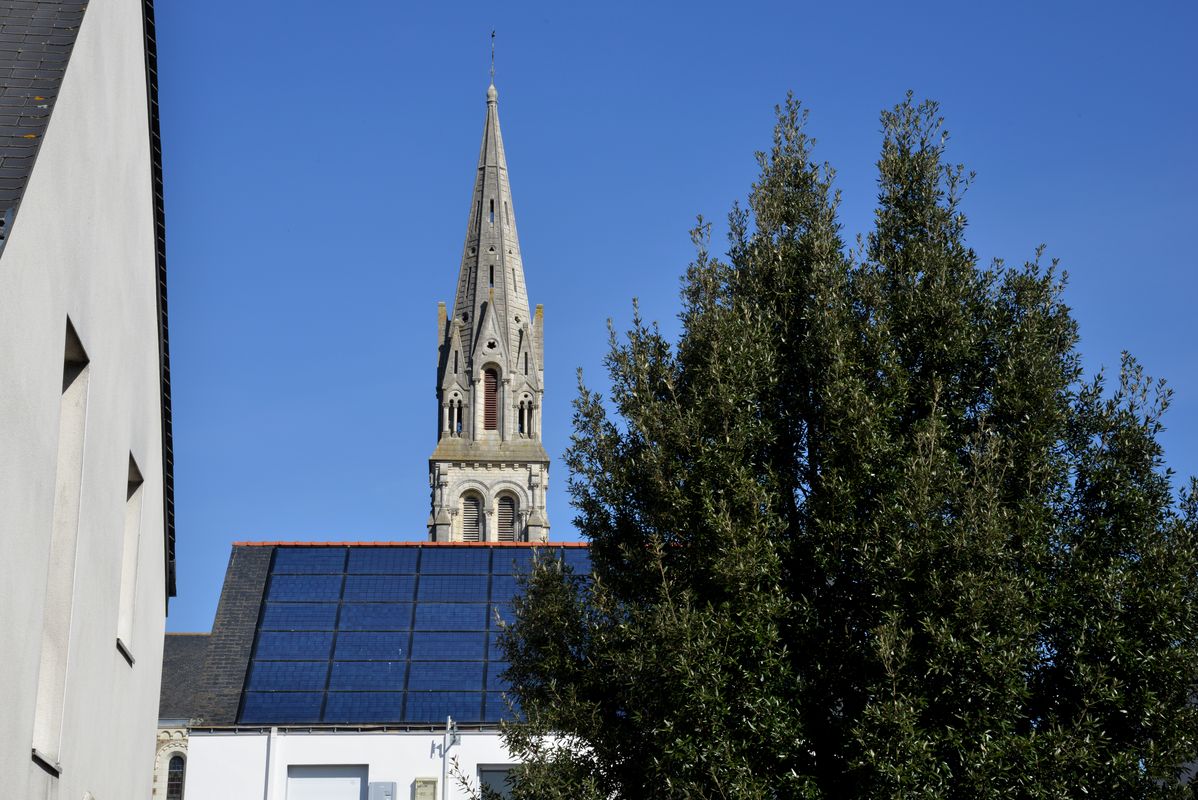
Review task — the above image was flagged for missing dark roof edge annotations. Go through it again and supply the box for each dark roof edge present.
[141,0,176,603]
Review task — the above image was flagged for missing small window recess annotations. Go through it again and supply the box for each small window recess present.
[489,199,495,225]
[32,318,91,775]
[116,456,145,667]
[489,266,494,287]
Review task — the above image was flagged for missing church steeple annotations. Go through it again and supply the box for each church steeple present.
[450,81,532,370]
[429,81,549,543]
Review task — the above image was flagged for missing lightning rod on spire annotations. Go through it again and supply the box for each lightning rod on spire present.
[490,30,496,84]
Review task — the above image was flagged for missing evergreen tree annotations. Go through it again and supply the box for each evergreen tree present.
[496,94,1198,799]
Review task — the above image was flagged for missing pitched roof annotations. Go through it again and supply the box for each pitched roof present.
[188,542,590,728]
[159,633,210,719]
[0,0,87,253]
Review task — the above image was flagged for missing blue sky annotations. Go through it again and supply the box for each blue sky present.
[159,0,1198,632]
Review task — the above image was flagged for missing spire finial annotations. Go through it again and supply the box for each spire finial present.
[490,30,496,85]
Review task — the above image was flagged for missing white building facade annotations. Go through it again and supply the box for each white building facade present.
[0,0,175,797]
[187,728,518,800]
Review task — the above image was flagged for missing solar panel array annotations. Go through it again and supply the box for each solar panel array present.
[238,545,590,725]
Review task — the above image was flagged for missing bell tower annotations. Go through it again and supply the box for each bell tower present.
[428,80,550,542]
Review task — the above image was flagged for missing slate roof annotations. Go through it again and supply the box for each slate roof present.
[184,542,590,729]
[159,633,210,719]
[0,0,175,597]
[0,0,86,251]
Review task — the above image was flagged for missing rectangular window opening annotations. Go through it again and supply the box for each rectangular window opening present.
[32,318,91,774]
[489,265,494,287]
[116,455,145,665]
[489,199,494,225]
[483,369,498,431]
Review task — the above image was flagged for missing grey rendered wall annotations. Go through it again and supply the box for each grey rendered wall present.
[0,0,168,796]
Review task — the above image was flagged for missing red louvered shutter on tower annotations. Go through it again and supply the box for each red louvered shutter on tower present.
[484,369,498,430]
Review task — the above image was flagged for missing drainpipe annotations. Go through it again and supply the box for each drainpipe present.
[264,726,278,800]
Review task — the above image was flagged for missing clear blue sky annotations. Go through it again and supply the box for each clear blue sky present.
[159,0,1198,632]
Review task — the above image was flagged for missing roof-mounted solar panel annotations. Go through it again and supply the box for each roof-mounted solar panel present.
[238,543,589,725]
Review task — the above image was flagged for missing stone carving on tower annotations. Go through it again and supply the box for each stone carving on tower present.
[429,80,549,543]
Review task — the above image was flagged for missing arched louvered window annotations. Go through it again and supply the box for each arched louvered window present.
[497,496,517,541]
[166,755,186,800]
[483,369,498,430]
[461,495,482,542]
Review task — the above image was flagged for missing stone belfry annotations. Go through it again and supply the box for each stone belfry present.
[429,80,550,542]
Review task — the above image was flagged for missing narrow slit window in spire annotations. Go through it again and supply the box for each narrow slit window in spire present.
[484,369,498,430]
[489,199,494,225]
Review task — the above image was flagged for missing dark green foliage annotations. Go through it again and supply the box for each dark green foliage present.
[496,94,1198,799]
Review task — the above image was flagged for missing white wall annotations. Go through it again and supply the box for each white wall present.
[187,730,517,800]
[0,0,167,796]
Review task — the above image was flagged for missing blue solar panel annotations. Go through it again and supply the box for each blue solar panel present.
[343,575,416,602]
[419,548,492,574]
[485,662,510,691]
[241,692,324,723]
[411,631,486,661]
[488,574,523,604]
[254,631,334,660]
[239,544,591,725]
[407,661,485,691]
[414,603,488,631]
[268,575,343,602]
[347,548,420,574]
[493,548,536,574]
[247,660,329,692]
[484,692,519,722]
[489,603,516,627]
[334,632,408,661]
[487,632,505,661]
[272,547,346,573]
[404,691,484,723]
[562,548,592,574]
[417,575,490,602]
[324,692,405,723]
[329,661,405,691]
[260,603,339,631]
[339,603,412,631]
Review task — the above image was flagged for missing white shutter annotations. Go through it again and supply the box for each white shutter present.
[497,497,516,541]
[462,496,481,542]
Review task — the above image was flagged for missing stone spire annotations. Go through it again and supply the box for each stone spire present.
[429,81,549,543]
[450,80,531,366]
